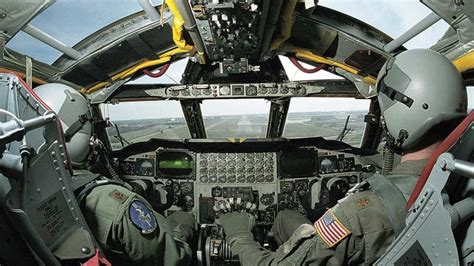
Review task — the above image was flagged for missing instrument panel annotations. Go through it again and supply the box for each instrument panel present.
[119,147,366,225]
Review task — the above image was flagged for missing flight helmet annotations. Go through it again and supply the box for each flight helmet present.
[34,83,92,166]
[376,49,467,152]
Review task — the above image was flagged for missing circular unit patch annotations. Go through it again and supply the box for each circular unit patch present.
[129,200,158,234]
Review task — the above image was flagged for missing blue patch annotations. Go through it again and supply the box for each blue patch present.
[129,200,158,234]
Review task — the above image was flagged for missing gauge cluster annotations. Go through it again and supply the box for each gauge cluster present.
[118,148,366,226]
[120,155,155,177]
[195,152,278,225]
[196,152,276,184]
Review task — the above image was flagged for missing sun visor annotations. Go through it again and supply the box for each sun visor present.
[0,0,55,41]
[335,68,377,98]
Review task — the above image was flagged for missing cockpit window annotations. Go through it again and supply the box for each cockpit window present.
[318,0,449,49]
[6,0,155,64]
[283,98,370,147]
[201,99,271,139]
[101,100,190,150]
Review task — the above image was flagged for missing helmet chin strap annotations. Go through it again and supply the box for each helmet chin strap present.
[381,116,408,154]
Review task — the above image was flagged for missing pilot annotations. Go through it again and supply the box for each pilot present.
[218,49,467,265]
[33,84,196,265]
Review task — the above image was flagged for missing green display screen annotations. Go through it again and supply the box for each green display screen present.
[157,152,194,177]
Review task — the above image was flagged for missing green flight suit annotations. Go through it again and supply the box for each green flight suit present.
[81,184,194,266]
[226,159,427,265]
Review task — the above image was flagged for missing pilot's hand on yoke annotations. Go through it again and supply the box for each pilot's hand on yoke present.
[215,198,256,243]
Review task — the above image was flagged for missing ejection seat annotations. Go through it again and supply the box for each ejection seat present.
[0,73,106,265]
[376,111,474,265]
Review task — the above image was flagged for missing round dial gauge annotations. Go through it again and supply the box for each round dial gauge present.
[200,175,209,183]
[247,175,256,183]
[237,175,246,183]
[137,160,154,176]
[122,162,136,175]
[181,182,193,194]
[220,85,231,95]
[265,174,274,182]
[295,180,308,192]
[260,194,274,206]
[227,175,236,183]
[209,175,218,183]
[280,181,294,193]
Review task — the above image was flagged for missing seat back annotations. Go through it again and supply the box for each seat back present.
[0,73,99,265]
[406,111,474,210]
[377,111,474,265]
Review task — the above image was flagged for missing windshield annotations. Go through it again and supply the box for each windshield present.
[102,97,370,149]
[201,99,271,139]
[101,100,190,150]
[283,98,370,147]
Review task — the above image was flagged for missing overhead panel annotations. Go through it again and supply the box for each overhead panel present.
[190,0,267,61]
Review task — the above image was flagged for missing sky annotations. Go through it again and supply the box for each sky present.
[5,0,471,120]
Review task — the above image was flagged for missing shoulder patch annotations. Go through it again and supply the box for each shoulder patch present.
[129,200,158,234]
[314,210,351,248]
[109,189,129,204]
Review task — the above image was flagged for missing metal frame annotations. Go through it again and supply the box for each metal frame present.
[137,0,161,21]
[383,13,441,53]
[22,24,82,60]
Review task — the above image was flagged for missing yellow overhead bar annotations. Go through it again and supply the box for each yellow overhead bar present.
[164,0,194,52]
[452,50,474,74]
[284,45,377,85]
[164,0,205,64]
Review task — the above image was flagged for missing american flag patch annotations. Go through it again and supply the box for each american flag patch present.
[314,210,351,248]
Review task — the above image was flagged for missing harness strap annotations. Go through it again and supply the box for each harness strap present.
[367,174,407,236]
[64,112,91,142]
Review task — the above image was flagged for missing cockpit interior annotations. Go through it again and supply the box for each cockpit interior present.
[0,0,473,265]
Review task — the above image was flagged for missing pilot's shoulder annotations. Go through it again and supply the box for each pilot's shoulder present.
[83,184,139,219]
[278,223,316,255]
[334,190,392,235]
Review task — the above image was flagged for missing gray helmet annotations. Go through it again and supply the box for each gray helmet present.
[377,49,467,151]
[34,83,92,166]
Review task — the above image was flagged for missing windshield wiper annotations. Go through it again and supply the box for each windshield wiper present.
[337,115,351,142]
[111,122,131,148]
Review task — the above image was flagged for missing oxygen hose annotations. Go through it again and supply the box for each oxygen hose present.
[382,144,394,175]
[97,144,120,181]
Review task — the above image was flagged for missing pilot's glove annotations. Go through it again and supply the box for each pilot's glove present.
[219,211,256,244]
[167,211,197,243]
